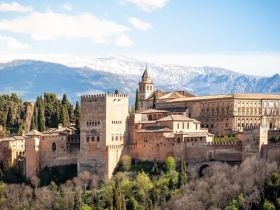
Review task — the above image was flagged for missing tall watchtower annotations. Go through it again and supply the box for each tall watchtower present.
[78,93,129,179]
[138,66,154,111]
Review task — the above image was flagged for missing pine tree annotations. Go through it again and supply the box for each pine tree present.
[114,89,119,94]
[135,89,139,112]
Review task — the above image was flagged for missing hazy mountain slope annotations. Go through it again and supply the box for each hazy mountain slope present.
[0,58,279,103]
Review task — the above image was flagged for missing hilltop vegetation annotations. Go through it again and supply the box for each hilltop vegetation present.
[0,157,279,210]
[0,93,80,137]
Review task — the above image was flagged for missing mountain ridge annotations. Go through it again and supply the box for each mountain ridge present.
[0,57,279,103]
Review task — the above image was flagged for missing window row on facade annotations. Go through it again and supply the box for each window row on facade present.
[112,120,122,124]
[111,134,123,141]
[139,85,153,91]
[200,108,231,116]
[86,121,100,127]
[86,136,100,142]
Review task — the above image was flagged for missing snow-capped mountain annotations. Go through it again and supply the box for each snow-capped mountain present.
[0,56,279,103]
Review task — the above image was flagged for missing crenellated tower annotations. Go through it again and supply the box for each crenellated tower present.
[138,66,154,111]
[78,93,129,179]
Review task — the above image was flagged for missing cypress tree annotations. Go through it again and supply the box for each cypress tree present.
[30,115,35,130]
[73,191,82,210]
[152,92,157,109]
[74,101,80,129]
[37,96,46,132]
[135,89,139,112]
[178,158,187,188]
[6,107,13,127]
[113,179,125,210]
[60,105,70,127]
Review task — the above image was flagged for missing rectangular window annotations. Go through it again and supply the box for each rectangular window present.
[91,137,95,142]
[177,123,179,129]
[182,123,185,129]
[86,137,89,142]
[97,136,100,142]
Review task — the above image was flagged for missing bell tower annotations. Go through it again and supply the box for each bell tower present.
[137,66,154,111]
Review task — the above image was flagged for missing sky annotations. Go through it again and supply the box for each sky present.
[0,0,279,76]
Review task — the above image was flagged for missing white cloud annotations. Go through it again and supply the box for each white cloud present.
[129,17,152,31]
[0,11,132,47]
[116,34,134,47]
[61,3,72,11]
[122,0,169,12]
[0,35,30,51]
[0,2,33,13]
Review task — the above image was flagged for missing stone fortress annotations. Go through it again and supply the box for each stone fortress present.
[76,68,280,179]
[2,67,280,180]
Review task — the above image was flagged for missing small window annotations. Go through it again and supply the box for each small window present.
[86,137,90,142]
[52,143,56,152]
[97,136,100,142]
[91,137,95,142]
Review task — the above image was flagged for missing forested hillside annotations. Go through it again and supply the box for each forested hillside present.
[0,93,80,137]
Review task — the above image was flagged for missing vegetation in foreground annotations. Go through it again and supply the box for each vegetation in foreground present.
[0,156,279,210]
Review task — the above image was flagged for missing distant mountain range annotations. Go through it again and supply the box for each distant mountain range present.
[0,56,279,103]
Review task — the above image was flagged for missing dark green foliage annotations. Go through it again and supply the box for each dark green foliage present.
[114,89,120,94]
[178,159,187,187]
[113,178,126,210]
[270,136,280,143]
[152,92,156,109]
[74,190,82,210]
[37,96,46,132]
[39,164,77,186]
[0,93,23,134]
[60,105,70,127]
[135,89,139,112]
[74,101,80,129]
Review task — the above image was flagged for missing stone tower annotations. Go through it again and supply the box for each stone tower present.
[78,93,129,179]
[138,66,154,111]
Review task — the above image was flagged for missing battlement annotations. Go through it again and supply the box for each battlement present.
[206,141,242,147]
[81,93,128,102]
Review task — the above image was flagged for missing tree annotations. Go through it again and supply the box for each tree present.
[114,90,120,95]
[178,159,187,187]
[6,107,13,127]
[74,101,80,129]
[263,199,275,210]
[37,97,46,132]
[135,89,139,112]
[120,155,132,171]
[30,115,36,130]
[165,156,176,173]
[73,190,82,210]
[113,178,126,210]
[60,105,70,127]
[152,92,157,109]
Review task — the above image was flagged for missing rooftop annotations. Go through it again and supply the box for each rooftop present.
[137,126,172,133]
[163,93,280,103]
[157,115,201,123]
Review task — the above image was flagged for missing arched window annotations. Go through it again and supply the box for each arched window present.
[177,138,181,143]
[52,143,56,152]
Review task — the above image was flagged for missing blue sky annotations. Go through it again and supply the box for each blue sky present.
[0,0,279,75]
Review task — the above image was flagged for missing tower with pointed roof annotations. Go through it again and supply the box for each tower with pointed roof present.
[138,66,154,111]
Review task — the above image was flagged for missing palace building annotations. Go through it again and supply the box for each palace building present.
[10,67,280,180]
